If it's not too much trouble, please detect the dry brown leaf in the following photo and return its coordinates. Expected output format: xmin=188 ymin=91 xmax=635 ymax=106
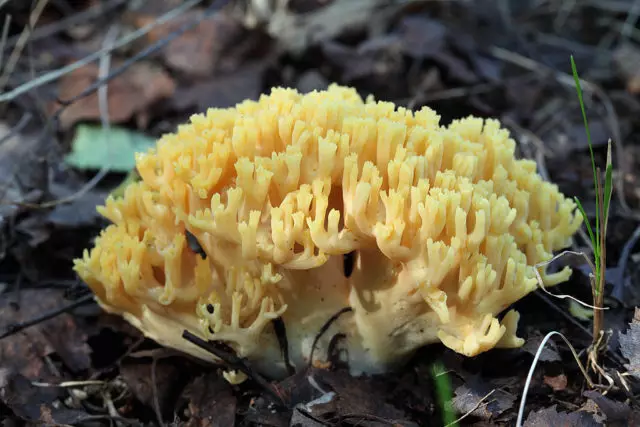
xmin=181 ymin=372 xmax=236 ymax=427
xmin=50 ymin=61 xmax=175 ymax=130
xmin=132 ymin=9 xmax=245 ymax=78
xmin=523 ymin=405 xmax=601 ymax=427
xmin=543 ymin=374 xmax=567 ymax=392
xmin=0 ymin=289 xmax=92 ymax=380
xmin=618 ymin=307 xmax=640 ymax=379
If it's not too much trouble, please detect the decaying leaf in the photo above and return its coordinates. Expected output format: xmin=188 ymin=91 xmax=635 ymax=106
xmin=131 ymin=8 xmax=246 ymax=78
xmin=50 ymin=61 xmax=175 ymax=130
xmin=523 ymin=405 xmax=601 ymax=427
xmin=180 ymin=372 xmax=236 ymax=427
xmin=543 ymin=374 xmax=567 ymax=392
xmin=172 ymin=60 xmax=267 ymax=111
xmin=583 ymin=390 xmax=640 ymax=426
xmin=0 ymin=289 xmax=92 ymax=380
xmin=521 ymin=333 xmax=562 ymax=362
xmin=238 ymin=0 xmax=406 ymax=54
xmin=0 ymin=368 xmax=97 ymax=425
xmin=45 ymin=184 xmax=108 ymax=228
xmin=618 ymin=307 xmax=640 ymax=379
xmin=120 ymin=359 xmax=182 ymax=418
xmin=452 ymin=375 xmax=515 ymax=420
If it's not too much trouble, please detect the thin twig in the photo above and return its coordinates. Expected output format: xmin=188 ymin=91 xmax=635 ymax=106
xmin=0 ymin=14 xmax=11 ymax=67
xmin=181 ymin=330 xmax=286 ymax=406
xmin=0 ymin=0 xmax=205 ymax=103
xmin=272 ymin=317 xmax=295 ymax=376
xmin=150 ymin=356 xmax=165 ymax=427
xmin=0 ymin=293 xmax=95 ymax=340
xmin=52 ymin=22 xmax=120 ymax=207
xmin=307 ymin=307 xmax=353 ymax=369
xmin=7 ymin=0 xmax=232 ymax=210
xmin=0 ymin=0 xmax=50 ymax=93
xmin=445 ymin=390 xmax=495 ymax=427
xmin=0 ymin=111 xmax=32 ymax=145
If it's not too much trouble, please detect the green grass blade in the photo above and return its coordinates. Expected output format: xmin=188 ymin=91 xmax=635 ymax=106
xmin=570 ymin=56 xmax=596 ymax=174
xmin=574 ymin=197 xmax=599 ymax=264
xmin=603 ymin=141 xmax=613 ymax=230
xmin=431 ymin=361 xmax=458 ymax=427
xmin=570 ymin=55 xmax=601 ymax=258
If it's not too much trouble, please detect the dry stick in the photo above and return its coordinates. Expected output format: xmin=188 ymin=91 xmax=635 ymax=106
xmin=620 ymin=0 xmax=640 ymax=40
xmin=307 ymin=307 xmax=353 ymax=370
xmin=0 ymin=293 xmax=94 ymax=340
xmin=0 ymin=0 xmax=49 ymax=94
xmin=0 ymin=0 xmax=205 ymax=103
xmin=150 ymin=356 xmax=166 ymax=427
xmin=272 ymin=317 xmax=295 ymax=376
xmin=181 ymin=330 xmax=286 ymax=406
xmin=0 ymin=14 xmax=11 ymax=67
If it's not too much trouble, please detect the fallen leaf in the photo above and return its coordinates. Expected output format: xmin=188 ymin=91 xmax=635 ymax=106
xmin=523 ymin=405 xmax=601 ymax=427
xmin=618 ymin=307 xmax=640 ymax=379
xmin=254 ymin=0 xmax=406 ymax=54
xmin=120 ymin=359 xmax=182 ymax=419
xmin=543 ymin=374 xmax=567 ymax=392
xmin=452 ymin=375 xmax=515 ymax=420
xmin=173 ymin=61 xmax=267 ymax=111
xmin=583 ymin=390 xmax=640 ymax=426
xmin=396 ymin=15 xmax=447 ymax=59
xmin=311 ymin=368 xmax=413 ymax=423
xmin=14 ymin=213 xmax=51 ymax=248
xmin=180 ymin=372 xmax=236 ymax=427
xmin=0 ymin=123 xmax=48 ymax=257
xmin=132 ymin=8 xmax=245 ymax=78
xmin=522 ymin=333 xmax=561 ymax=362
xmin=0 ymin=289 xmax=92 ymax=380
xmin=64 ymin=124 xmax=156 ymax=172
xmin=45 ymin=184 xmax=107 ymax=228
xmin=51 ymin=61 xmax=175 ymax=130
xmin=320 ymin=39 xmax=404 ymax=83
xmin=0 ymin=368 xmax=96 ymax=424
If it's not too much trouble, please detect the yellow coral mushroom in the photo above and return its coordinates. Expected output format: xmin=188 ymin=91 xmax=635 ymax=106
xmin=74 ymin=84 xmax=582 ymax=379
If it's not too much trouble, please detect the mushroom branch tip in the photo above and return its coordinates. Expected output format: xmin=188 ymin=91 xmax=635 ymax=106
xmin=74 ymin=84 xmax=583 ymax=379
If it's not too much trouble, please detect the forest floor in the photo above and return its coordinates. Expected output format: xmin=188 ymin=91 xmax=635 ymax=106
xmin=1 ymin=0 xmax=640 ymax=426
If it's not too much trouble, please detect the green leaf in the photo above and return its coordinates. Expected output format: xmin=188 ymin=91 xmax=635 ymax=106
xmin=65 ymin=124 xmax=156 ymax=173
